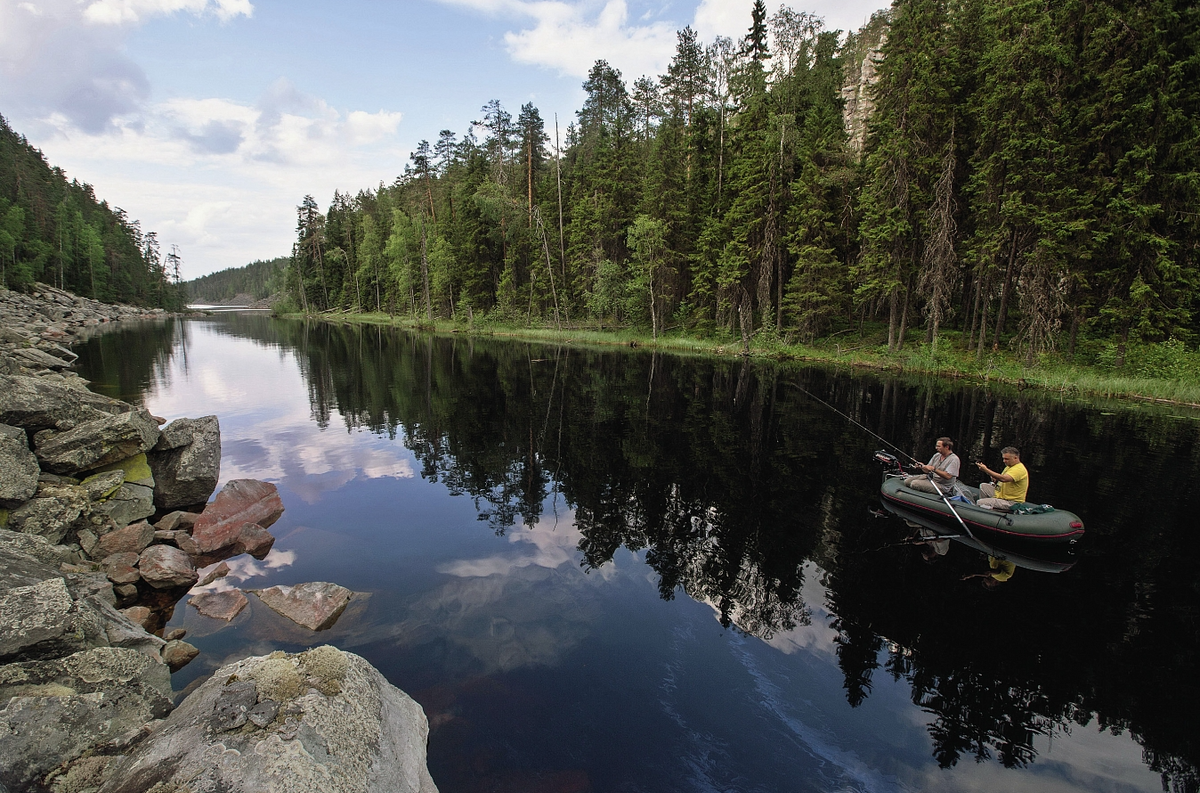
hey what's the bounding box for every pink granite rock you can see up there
[235,522,275,559]
[121,605,152,628]
[138,544,198,589]
[189,589,248,621]
[195,561,231,587]
[103,551,141,585]
[253,582,352,631]
[93,520,154,559]
[155,510,198,533]
[191,480,283,557]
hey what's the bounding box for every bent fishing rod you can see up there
[784,380,994,553]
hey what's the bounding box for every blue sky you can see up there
[0,0,886,279]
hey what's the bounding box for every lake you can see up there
[72,313,1200,793]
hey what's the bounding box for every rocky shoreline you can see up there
[0,286,437,793]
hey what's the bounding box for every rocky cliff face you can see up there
[841,11,890,158]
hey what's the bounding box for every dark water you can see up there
[72,314,1200,793]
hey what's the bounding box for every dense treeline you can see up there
[0,115,185,308]
[184,257,286,304]
[283,0,1200,367]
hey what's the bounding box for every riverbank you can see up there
[275,310,1200,409]
[0,286,437,792]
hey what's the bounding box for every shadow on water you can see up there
[86,313,1200,791]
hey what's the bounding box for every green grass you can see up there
[271,309,1200,408]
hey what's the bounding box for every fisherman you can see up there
[975,446,1029,509]
[904,437,960,495]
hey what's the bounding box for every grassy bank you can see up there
[273,310,1200,408]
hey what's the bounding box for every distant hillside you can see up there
[185,257,286,304]
[0,114,184,309]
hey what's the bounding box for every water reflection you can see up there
[77,313,1200,792]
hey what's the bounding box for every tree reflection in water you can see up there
[134,315,1200,791]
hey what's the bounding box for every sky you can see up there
[1,0,888,280]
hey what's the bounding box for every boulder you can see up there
[196,560,230,586]
[8,482,89,544]
[81,469,125,501]
[0,374,129,433]
[0,576,100,662]
[161,639,199,671]
[93,520,155,560]
[103,551,141,585]
[0,528,81,567]
[138,545,198,590]
[0,647,173,793]
[93,481,156,528]
[153,528,199,555]
[120,606,152,629]
[0,427,38,506]
[148,415,221,509]
[191,479,284,560]
[237,521,276,558]
[254,582,353,631]
[155,510,198,533]
[189,588,248,621]
[34,409,161,475]
[98,647,439,793]
[12,345,73,370]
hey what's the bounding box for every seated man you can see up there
[904,437,960,496]
[975,446,1029,509]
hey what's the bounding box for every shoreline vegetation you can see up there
[271,309,1200,410]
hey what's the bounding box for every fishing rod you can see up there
[786,380,997,554]
[784,381,922,466]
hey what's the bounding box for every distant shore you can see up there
[268,309,1200,410]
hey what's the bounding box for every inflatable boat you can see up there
[874,451,1085,548]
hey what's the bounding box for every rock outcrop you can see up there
[0,285,439,792]
[98,647,439,793]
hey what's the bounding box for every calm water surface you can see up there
[73,314,1200,793]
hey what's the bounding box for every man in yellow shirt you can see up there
[975,446,1029,509]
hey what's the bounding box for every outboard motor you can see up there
[873,450,904,475]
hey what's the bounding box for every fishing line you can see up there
[783,381,919,464]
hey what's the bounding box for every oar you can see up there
[925,471,999,557]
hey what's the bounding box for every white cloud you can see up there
[0,0,253,132]
[435,0,889,82]
[30,83,407,277]
[82,0,252,25]
[439,0,678,79]
[694,0,886,41]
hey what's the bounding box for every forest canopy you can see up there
[280,0,1200,367]
[0,115,185,309]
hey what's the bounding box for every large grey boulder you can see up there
[0,544,165,664]
[0,646,173,793]
[100,646,438,793]
[0,426,38,506]
[34,409,161,476]
[92,481,156,531]
[8,482,89,544]
[0,529,81,567]
[147,415,221,509]
[0,373,131,432]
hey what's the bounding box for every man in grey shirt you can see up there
[904,437,960,495]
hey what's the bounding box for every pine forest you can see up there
[0,115,185,310]
[279,0,1198,370]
